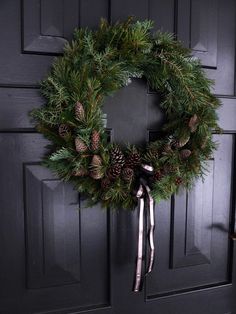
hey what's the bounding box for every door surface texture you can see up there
[0,1,236,313]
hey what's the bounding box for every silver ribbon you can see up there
[133,185,145,292]
[133,165,155,292]
[146,184,155,273]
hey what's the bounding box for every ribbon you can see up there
[133,165,155,292]
[146,184,155,274]
[133,185,145,292]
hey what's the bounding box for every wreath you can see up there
[32,18,220,210]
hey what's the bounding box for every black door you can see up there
[0,0,236,313]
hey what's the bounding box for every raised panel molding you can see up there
[22,0,79,54]
[0,134,109,312]
[24,164,81,288]
[146,134,233,297]
[177,0,218,68]
[22,0,110,55]
[170,160,214,268]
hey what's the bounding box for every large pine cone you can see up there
[90,169,103,180]
[172,135,190,148]
[125,152,141,169]
[58,124,71,139]
[75,137,87,153]
[110,146,125,167]
[175,177,183,185]
[101,178,111,189]
[188,114,198,132]
[153,170,164,182]
[72,168,88,177]
[91,130,100,151]
[122,167,134,182]
[180,149,192,159]
[75,101,85,120]
[91,154,102,167]
[90,155,103,180]
[108,164,121,179]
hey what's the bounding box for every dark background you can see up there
[0,0,236,313]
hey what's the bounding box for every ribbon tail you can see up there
[146,186,155,274]
[133,186,145,292]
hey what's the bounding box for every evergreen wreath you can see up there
[31,17,221,210]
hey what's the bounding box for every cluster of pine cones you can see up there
[59,101,190,188]
[106,146,141,182]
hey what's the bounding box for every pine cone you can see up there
[163,164,176,174]
[162,143,173,154]
[149,148,159,160]
[110,146,125,167]
[58,124,71,139]
[91,130,100,151]
[90,169,103,180]
[101,178,111,189]
[122,167,134,182]
[91,154,102,167]
[188,114,198,132]
[174,135,190,148]
[75,137,87,153]
[153,170,164,181]
[101,192,110,201]
[180,149,192,159]
[175,177,183,185]
[125,152,141,169]
[72,168,88,177]
[75,101,85,120]
[108,164,121,179]
[90,155,103,180]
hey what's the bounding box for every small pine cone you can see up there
[58,124,71,139]
[153,170,164,181]
[91,130,100,151]
[72,168,88,177]
[162,143,173,154]
[150,149,159,160]
[188,114,198,132]
[175,177,183,185]
[125,152,141,169]
[110,147,125,167]
[122,167,134,182]
[75,137,87,153]
[75,101,85,120]
[90,155,103,180]
[91,154,102,167]
[101,192,110,201]
[101,178,111,189]
[163,164,176,174]
[108,164,121,179]
[180,149,192,160]
[174,135,190,148]
[90,169,103,180]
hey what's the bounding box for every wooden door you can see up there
[0,1,236,313]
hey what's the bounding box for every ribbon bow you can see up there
[133,164,155,292]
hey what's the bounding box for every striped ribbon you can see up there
[133,165,155,292]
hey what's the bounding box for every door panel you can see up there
[147,135,233,297]
[0,134,110,313]
[25,165,81,289]
[0,0,236,314]
[177,0,236,95]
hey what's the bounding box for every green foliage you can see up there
[49,147,74,161]
[32,17,221,210]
